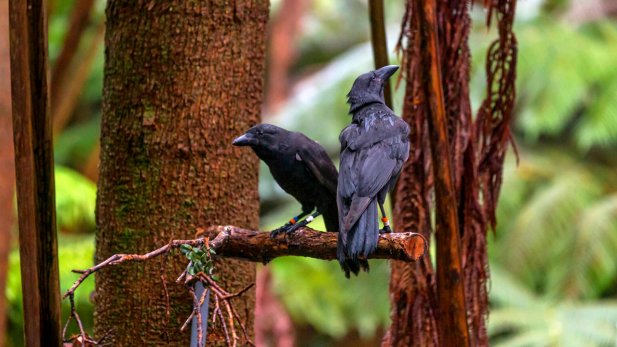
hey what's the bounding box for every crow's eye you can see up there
[257,130,264,136]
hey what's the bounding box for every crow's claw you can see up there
[379,225,392,234]
[269,224,291,238]
[286,221,306,234]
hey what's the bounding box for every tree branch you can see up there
[65,226,426,304]
[198,226,427,263]
[61,226,426,345]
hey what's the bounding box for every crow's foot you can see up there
[379,225,392,234]
[269,221,306,238]
[269,224,292,238]
[285,220,307,234]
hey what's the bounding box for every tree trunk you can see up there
[9,0,62,345]
[0,1,14,345]
[94,1,269,345]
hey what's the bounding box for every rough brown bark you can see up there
[8,0,62,346]
[94,1,269,345]
[0,0,14,345]
[200,226,427,262]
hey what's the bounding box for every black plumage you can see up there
[233,124,339,236]
[337,65,410,277]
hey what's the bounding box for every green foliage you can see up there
[490,150,617,344]
[271,258,390,339]
[55,116,100,167]
[497,152,615,298]
[180,244,216,277]
[466,14,617,344]
[54,165,97,234]
[471,20,617,150]
[490,264,617,347]
[6,235,95,347]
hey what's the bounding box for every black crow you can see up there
[233,124,339,237]
[337,65,410,277]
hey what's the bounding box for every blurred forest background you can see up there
[2,0,617,346]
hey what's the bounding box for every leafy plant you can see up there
[180,244,216,277]
[489,264,617,347]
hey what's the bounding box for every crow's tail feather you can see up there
[337,199,378,277]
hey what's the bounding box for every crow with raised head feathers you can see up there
[233,124,339,237]
[337,65,410,277]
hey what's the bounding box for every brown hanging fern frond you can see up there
[386,0,517,346]
[384,1,438,346]
[462,2,517,343]
[476,0,518,230]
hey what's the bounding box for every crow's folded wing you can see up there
[296,140,338,196]
[339,139,401,231]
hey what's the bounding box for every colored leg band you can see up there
[289,218,297,224]
[305,215,314,223]
[381,217,389,226]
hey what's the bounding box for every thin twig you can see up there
[161,251,171,342]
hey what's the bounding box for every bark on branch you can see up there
[62,225,426,345]
[65,225,427,306]
[198,225,427,263]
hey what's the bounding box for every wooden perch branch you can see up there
[198,226,427,263]
[66,226,426,298]
[62,226,426,345]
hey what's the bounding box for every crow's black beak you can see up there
[375,65,399,81]
[232,133,256,146]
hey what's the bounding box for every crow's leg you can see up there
[285,210,322,234]
[378,202,392,234]
[270,210,311,238]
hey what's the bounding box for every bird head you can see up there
[346,65,399,113]
[232,124,286,153]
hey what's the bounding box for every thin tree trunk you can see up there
[0,1,14,345]
[419,1,470,343]
[94,1,269,345]
[368,0,393,110]
[8,0,62,346]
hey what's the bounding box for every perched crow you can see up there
[233,124,339,236]
[337,65,410,277]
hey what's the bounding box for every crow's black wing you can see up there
[340,143,396,232]
[295,136,338,196]
[338,116,409,232]
[337,124,361,241]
